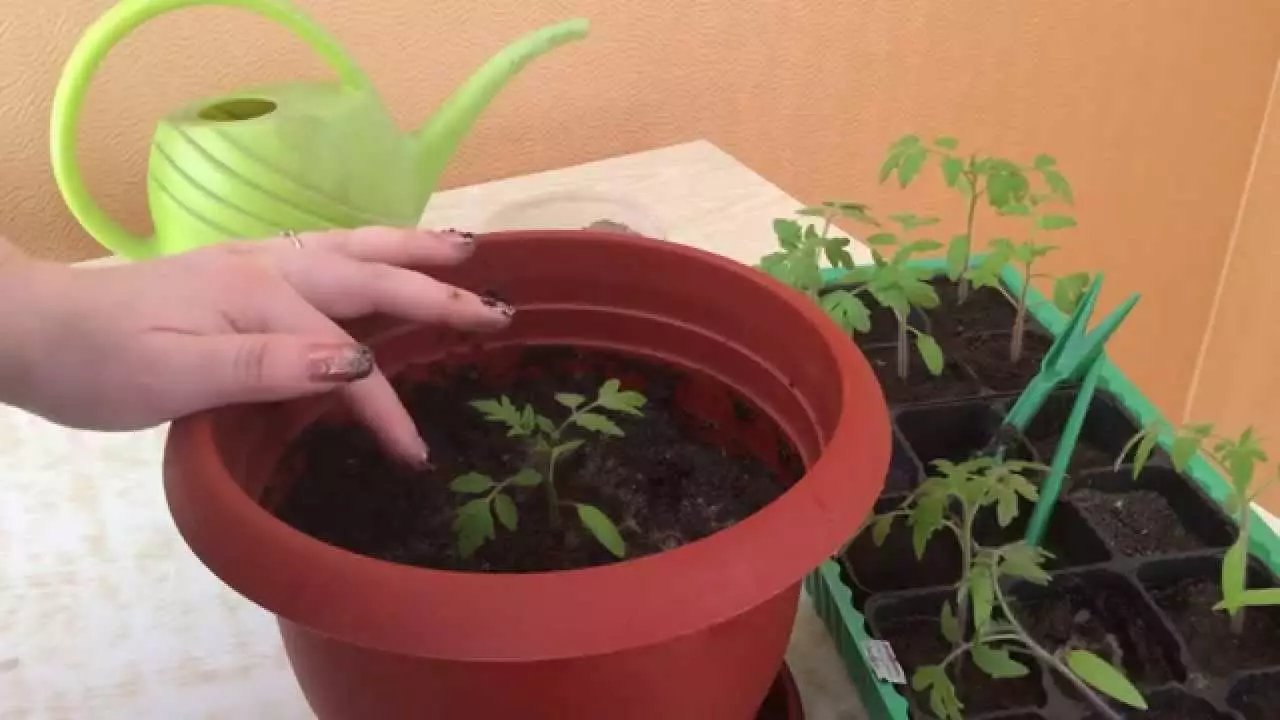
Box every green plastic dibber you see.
[984,273,1140,547]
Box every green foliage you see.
[1065,649,1148,710]
[1118,421,1280,627]
[877,134,1087,324]
[451,379,646,559]
[864,455,1144,718]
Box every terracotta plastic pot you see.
[164,230,889,719]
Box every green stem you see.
[957,177,980,304]
[1231,512,1250,635]
[545,451,562,529]
[1010,264,1031,363]
[993,581,1123,720]
[896,314,910,379]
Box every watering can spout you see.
[413,18,590,198]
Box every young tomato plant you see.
[965,236,1090,363]
[1120,422,1280,635]
[852,212,946,379]
[758,201,878,334]
[867,457,1146,719]
[451,379,646,560]
[879,134,1075,305]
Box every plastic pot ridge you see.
[164,230,890,719]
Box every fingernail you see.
[443,228,476,244]
[411,438,433,470]
[480,294,515,318]
[308,344,375,382]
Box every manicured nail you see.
[411,439,433,470]
[480,294,515,317]
[308,344,374,382]
[444,228,476,244]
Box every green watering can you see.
[50,0,589,259]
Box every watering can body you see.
[51,0,589,260]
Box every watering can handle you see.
[49,0,371,259]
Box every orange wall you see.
[1,1,1279,416]
[1185,60,1280,510]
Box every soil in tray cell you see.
[755,669,795,720]
[1017,388,1145,474]
[1013,570,1185,696]
[862,344,985,405]
[1068,467,1235,558]
[884,429,924,495]
[867,590,1048,716]
[959,331,1055,394]
[927,278,1023,338]
[274,344,803,573]
[841,493,962,607]
[1140,555,1280,679]
[1084,687,1236,719]
[1227,669,1280,720]
[895,401,1035,468]
[973,499,1111,572]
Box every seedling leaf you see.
[871,514,895,546]
[1033,154,1057,170]
[970,565,995,632]
[493,493,518,531]
[865,232,898,246]
[1052,272,1091,314]
[1171,435,1200,471]
[912,665,963,720]
[939,600,961,644]
[999,543,1052,586]
[910,494,947,558]
[916,334,945,376]
[821,290,872,333]
[556,393,586,410]
[971,644,1030,678]
[934,136,960,150]
[574,412,624,437]
[1132,432,1158,479]
[455,498,495,558]
[451,472,494,494]
[551,440,585,461]
[941,157,965,188]
[510,467,544,487]
[597,382,647,416]
[1226,587,1280,608]
[1065,650,1147,710]
[898,149,926,188]
[1038,214,1077,231]
[773,218,803,250]
[576,503,626,558]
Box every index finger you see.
[272,226,476,268]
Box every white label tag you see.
[864,639,907,685]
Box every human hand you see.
[0,228,511,466]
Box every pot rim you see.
[164,230,889,661]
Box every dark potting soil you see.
[274,345,802,573]
[928,280,1020,337]
[862,345,983,404]
[1071,488,1209,556]
[1030,438,1114,474]
[1015,573,1182,693]
[960,332,1054,394]
[755,670,795,720]
[1146,574,1280,677]
[1228,671,1280,720]
[877,604,1047,715]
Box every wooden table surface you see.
[1,140,869,719]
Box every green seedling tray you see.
[803,256,1280,719]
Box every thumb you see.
[166,333,375,410]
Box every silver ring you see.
[282,229,303,250]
